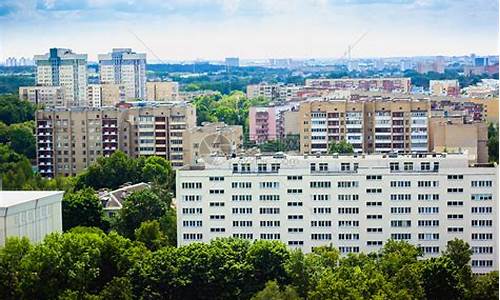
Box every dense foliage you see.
[0,94,36,125]
[488,123,499,163]
[0,75,35,94]
[0,235,497,299]
[328,140,355,154]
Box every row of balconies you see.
[39,162,53,166]
[102,124,117,128]
[39,147,52,151]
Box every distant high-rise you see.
[98,48,146,100]
[34,48,88,107]
[474,57,489,67]
[225,57,240,67]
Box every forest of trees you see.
[0,234,498,299]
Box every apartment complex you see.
[146,81,180,102]
[176,153,498,273]
[305,78,411,93]
[183,122,243,165]
[299,99,430,154]
[19,86,65,108]
[98,48,146,100]
[246,83,300,102]
[429,80,459,97]
[34,48,88,107]
[36,102,196,177]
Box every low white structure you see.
[177,153,498,273]
[0,191,63,245]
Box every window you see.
[287,202,303,207]
[391,220,412,227]
[182,182,202,189]
[259,207,280,214]
[390,162,399,171]
[313,194,330,201]
[338,220,359,227]
[447,188,463,193]
[259,195,280,201]
[209,176,224,181]
[209,189,224,194]
[366,175,383,180]
[471,194,493,201]
[418,220,439,227]
[391,233,411,240]
[447,214,464,220]
[471,207,493,214]
[418,207,439,214]
[287,189,303,194]
[472,260,493,268]
[367,227,383,233]
[260,220,280,227]
[313,207,332,214]
[472,233,493,240]
[311,233,332,240]
[338,181,359,188]
[447,174,464,180]
[366,188,382,194]
[287,175,303,180]
[338,207,359,214]
[471,180,493,187]
[418,233,439,240]
[391,181,411,187]
[367,241,383,246]
[311,220,332,227]
[391,207,411,214]
[367,214,383,220]
[391,194,411,201]
[471,220,493,227]
[310,181,331,188]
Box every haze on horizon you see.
[0,0,498,61]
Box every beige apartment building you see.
[468,98,499,124]
[429,117,488,163]
[299,99,430,154]
[19,86,66,108]
[146,81,180,102]
[36,102,196,177]
[182,122,243,164]
[305,78,411,93]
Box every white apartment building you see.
[177,153,498,273]
[98,48,146,100]
[0,191,63,245]
[34,48,88,107]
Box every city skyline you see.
[0,0,498,61]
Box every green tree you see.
[421,257,465,300]
[0,94,36,125]
[327,140,354,154]
[251,280,301,300]
[0,237,32,300]
[0,144,34,189]
[62,188,107,231]
[113,189,168,239]
[7,121,36,159]
[487,123,498,163]
[471,271,499,300]
[134,220,168,251]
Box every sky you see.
[0,0,498,61]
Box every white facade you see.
[177,153,498,273]
[98,48,146,100]
[87,84,102,107]
[19,86,66,108]
[34,48,87,107]
[0,191,63,245]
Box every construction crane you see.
[342,31,368,61]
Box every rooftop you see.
[0,191,64,208]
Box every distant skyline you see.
[0,0,498,61]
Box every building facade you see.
[35,102,196,177]
[429,80,459,97]
[19,86,66,108]
[0,191,63,245]
[429,117,488,163]
[299,99,430,154]
[246,83,300,102]
[146,81,180,102]
[183,122,243,165]
[34,48,87,107]
[305,78,411,93]
[249,106,277,144]
[98,48,146,100]
[176,153,498,274]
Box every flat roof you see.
[0,191,64,208]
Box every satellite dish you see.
[198,132,232,159]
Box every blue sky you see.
[0,0,498,61]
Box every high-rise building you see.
[183,122,243,165]
[176,152,498,274]
[86,83,126,108]
[298,99,430,154]
[305,78,411,93]
[146,81,180,102]
[98,48,146,100]
[225,57,240,67]
[34,48,88,107]
[474,57,489,67]
[35,102,196,177]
